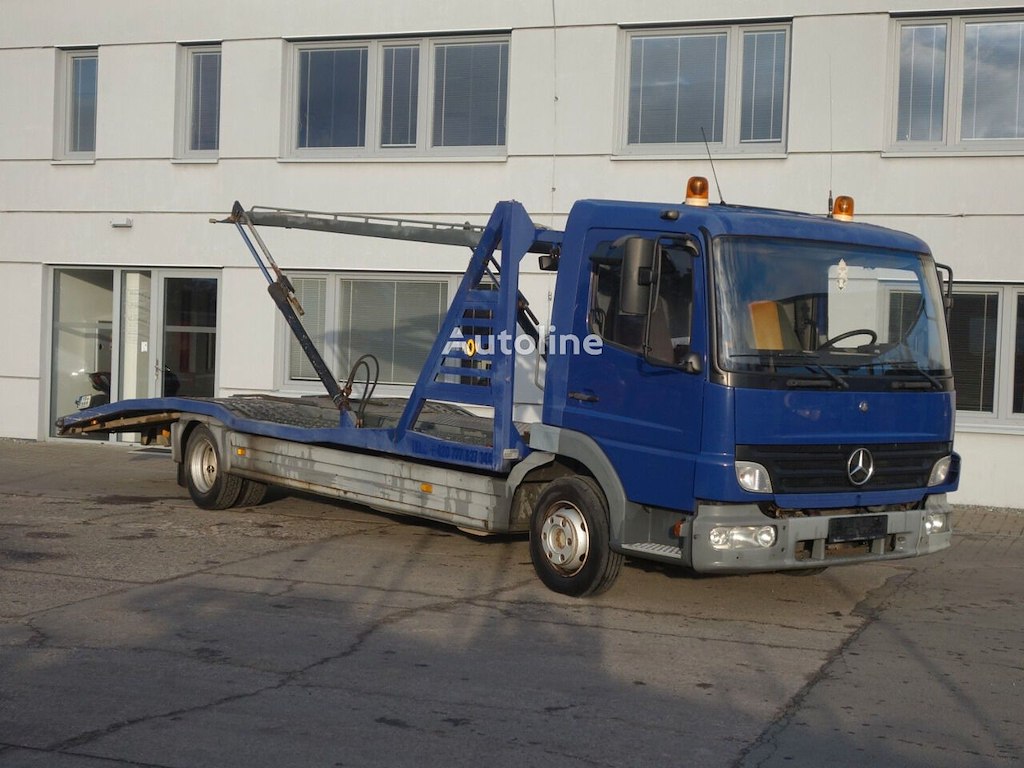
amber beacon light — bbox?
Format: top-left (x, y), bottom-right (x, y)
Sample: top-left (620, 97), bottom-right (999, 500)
top-left (685, 176), bottom-right (710, 206)
top-left (832, 195), bottom-right (855, 221)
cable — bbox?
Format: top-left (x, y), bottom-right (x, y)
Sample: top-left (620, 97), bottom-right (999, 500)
top-left (342, 354), bottom-right (380, 427)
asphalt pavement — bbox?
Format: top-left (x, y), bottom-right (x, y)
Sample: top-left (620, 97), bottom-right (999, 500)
top-left (0, 439), bottom-right (1021, 767)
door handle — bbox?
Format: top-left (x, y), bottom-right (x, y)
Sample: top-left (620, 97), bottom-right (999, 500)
top-left (568, 390), bottom-right (599, 403)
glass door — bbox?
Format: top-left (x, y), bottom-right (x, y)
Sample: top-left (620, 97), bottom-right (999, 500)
top-left (157, 275), bottom-right (218, 397)
top-left (50, 269), bottom-right (114, 437)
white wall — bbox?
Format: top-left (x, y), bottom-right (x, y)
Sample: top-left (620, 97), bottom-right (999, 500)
top-left (217, 266), bottom-right (278, 394)
top-left (0, 263), bottom-right (45, 438)
top-left (95, 44), bottom-right (176, 159)
top-left (0, 48), bottom-right (54, 160)
top-left (949, 432), bottom-right (1023, 508)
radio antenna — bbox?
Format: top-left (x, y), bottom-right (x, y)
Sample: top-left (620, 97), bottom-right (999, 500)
top-left (827, 55), bottom-right (835, 215)
top-left (701, 126), bottom-right (725, 204)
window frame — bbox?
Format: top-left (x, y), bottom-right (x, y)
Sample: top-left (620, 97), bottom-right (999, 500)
top-left (282, 34), bottom-right (510, 160)
top-left (617, 22), bottom-right (791, 157)
top-left (889, 13), bottom-right (1024, 153)
top-left (54, 48), bottom-right (99, 161)
top-left (277, 271), bottom-right (458, 392)
top-left (948, 283), bottom-right (1024, 431)
top-left (175, 43), bottom-right (222, 160)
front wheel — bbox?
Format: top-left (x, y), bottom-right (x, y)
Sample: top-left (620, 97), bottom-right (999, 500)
top-left (184, 424), bottom-right (243, 510)
top-left (529, 476), bottom-right (623, 597)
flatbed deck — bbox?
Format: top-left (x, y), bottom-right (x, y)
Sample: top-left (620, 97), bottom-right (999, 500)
top-left (58, 394), bottom-right (507, 450)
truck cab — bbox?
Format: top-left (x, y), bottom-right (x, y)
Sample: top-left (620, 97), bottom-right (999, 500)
top-left (535, 180), bottom-right (957, 584)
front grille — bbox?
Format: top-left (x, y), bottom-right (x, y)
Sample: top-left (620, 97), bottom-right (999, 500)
top-left (736, 442), bottom-right (950, 494)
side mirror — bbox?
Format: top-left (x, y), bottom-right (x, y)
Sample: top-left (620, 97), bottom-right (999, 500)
top-left (935, 262), bottom-right (954, 323)
top-left (619, 237), bottom-right (655, 316)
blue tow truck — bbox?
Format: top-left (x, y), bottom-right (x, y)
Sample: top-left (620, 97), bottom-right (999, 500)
top-left (58, 178), bottom-right (959, 596)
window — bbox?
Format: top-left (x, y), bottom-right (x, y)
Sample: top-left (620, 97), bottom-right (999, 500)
top-left (893, 15), bottom-right (1024, 148)
top-left (896, 24), bottom-right (947, 142)
top-left (432, 40), bottom-right (508, 148)
top-left (946, 285), bottom-right (1024, 424)
top-left (623, 24), bottom-right (789, 153)
top-left (948, 291), bottom-right (998, 412)
top-left (297, 46), bottom-right (368, 148)
top-left (284, 274), bottom-right (451, 387)
top-left (288, 277), bottom-right (329, 381)
top-left (178, 45), bottom-right (222, 157)
top-left (381, 45), bottom-right (419, 147)
top-left (590, 238), bottom-right (695, 364)
top-left (287, 36), bottom-right (509, 157)
top-left (1014, 294), bottom-right (1024, 414)
top-left (56, 49), bottom-right (98, 158)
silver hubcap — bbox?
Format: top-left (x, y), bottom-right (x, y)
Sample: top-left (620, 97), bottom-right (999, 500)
top-left (540, 502), bottom-right (590, 576)
top-left (191, 440), bottom-right (217, 493)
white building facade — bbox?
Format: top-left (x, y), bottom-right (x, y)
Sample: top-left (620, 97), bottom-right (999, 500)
top-left (1, 1), bottom-right (1022, 507)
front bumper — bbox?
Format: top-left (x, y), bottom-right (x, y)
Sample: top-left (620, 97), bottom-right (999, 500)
top-left (688, 495), bottom-right (952, 573)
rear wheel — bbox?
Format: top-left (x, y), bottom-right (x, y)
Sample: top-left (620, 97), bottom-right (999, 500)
top-left (529, 476), bottom-right (623, 597)
top-left (184, 425), bottom-right (242, 510)
top-left (236, 479), bottom-right (269, 507)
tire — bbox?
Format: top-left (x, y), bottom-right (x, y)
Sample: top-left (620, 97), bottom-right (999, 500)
top-left (529, 476), bottom-right (624, 597)
top-left (235, 479), bottom-right (269, 507)
top-left (184, 424), bottom-right (243, 510)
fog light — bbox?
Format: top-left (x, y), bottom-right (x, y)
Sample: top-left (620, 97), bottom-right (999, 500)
top-left (709, 525), bottom-right (778, 550)
top-left (736, 461), bottom-right (773, 493)
top-left (928, 456), bottom-right (952, 487)
top-left (923, 512), bottom-right (948, 535)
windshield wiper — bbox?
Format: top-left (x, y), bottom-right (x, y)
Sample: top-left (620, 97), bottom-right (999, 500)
top-left (730, 352), bottom-right (850, 388)
top-left (804, 363), bottom-right (849, 389)
top-left (886, 363), bottom-right (943, 390)
top-left (780, 362), bottom-right (849, 389)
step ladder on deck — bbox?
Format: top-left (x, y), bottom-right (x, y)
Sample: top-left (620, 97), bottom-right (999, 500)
top-left (224, 200), bottom-right (562, 473)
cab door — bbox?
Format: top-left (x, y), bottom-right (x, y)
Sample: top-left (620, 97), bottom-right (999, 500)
top-left (559, 231), bottom-right (706, 511)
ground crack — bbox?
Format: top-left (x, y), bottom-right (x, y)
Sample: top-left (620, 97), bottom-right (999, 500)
top-left (728, 568), bottom-right (914, 768)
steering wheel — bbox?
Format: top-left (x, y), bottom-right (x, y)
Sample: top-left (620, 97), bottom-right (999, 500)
top-left (819, 328), bottom-right (877, 350)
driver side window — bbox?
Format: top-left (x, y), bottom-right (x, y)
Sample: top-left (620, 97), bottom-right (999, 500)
top-left (589, 239), bottom-right (694, 364)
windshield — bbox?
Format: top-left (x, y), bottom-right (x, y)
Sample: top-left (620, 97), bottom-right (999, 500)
top-left (714, 237), bottom-right (951, 383)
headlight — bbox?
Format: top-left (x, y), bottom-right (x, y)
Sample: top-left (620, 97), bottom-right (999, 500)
top-left (735, 461), bottom-right (773, 493)
top-left (709, 525), bottom-right (777, 550)
top-left (928, 455), bottom-right (952, 487)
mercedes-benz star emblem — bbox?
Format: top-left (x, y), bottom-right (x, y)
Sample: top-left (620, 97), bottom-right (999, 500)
top-left (847, 448), bottom-right (874, 486)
